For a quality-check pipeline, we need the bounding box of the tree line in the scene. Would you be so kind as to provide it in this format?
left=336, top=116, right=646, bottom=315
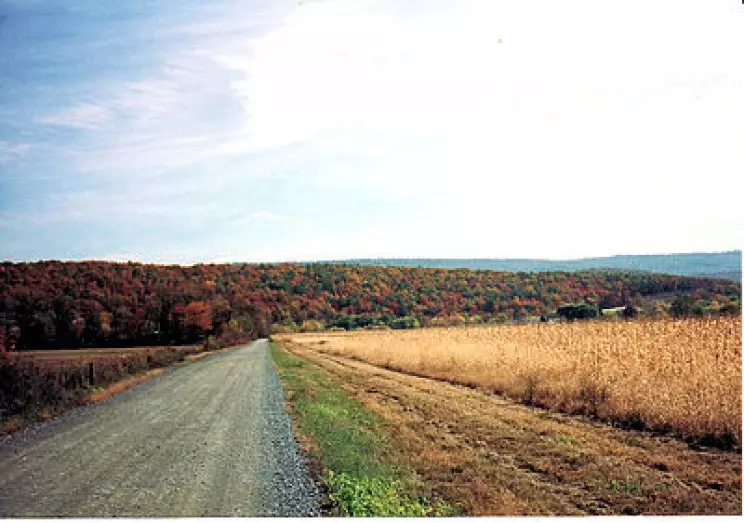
left=0, top=261, right=740, bottom=350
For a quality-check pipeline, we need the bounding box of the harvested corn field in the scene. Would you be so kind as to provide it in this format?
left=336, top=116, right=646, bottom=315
left=278, top=317, right=742, bottom=448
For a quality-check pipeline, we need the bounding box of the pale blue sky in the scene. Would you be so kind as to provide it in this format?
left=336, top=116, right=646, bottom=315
left=1, top=0, right=742, bottom=263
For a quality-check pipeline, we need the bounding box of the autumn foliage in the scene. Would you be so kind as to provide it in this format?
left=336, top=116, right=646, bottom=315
left=0, top=260, right=740, bottom=350
left=184, top=301, right=212, bottom=337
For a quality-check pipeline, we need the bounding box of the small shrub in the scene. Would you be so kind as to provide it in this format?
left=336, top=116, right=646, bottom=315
left=607, top=478, right=644, bottom=495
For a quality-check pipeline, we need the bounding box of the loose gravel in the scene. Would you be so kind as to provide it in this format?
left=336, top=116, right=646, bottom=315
left=0, top=339, right=319, bottom=517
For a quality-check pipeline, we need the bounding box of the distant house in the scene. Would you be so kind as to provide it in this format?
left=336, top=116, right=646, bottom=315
left=601, top=306, right=627, bottom=316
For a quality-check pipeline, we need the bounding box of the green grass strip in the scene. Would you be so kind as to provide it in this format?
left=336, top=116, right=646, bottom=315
left=270, top=341, right=457, bottom=517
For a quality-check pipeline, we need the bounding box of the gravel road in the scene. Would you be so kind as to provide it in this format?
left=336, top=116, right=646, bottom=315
left=0, top=339, right=319, bottom=517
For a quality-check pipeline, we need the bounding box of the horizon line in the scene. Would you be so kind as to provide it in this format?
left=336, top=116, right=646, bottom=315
left=1, top=249, right=740, bottom=267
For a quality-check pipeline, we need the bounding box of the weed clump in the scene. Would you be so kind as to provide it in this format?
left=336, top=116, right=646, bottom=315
left=326, top=472, right=451, bottom=516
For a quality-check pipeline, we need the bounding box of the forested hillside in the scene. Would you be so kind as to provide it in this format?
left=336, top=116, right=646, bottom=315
left=0, top=261, right=740, bottom=350
left=333, top=251, right=742, bottom=281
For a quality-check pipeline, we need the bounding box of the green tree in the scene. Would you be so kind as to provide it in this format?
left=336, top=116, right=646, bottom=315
left=556, top=303, right=599, bottom=321
left=670, top=294, right=695, bottom=317
left=622, top=304, right=639, bottom=319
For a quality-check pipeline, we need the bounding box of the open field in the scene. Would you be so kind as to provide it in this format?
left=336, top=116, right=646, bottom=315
left=7, top=346, right=201, bottom=360
left=276, top=340, right=742, bottom=515
left=277, top=316, right=742, bottom=448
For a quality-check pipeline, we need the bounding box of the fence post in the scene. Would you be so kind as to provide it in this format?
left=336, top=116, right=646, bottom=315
left=88, top=362, right=95, bottom=386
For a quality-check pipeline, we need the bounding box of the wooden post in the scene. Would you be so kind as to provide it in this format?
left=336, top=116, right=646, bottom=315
left=89, top=362, right=95, bottom=386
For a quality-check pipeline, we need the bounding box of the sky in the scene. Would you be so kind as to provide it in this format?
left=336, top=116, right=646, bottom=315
left=0, top=0, right=742, bottom=263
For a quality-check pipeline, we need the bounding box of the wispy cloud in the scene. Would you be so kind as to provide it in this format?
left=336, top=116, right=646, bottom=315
left=42, top=47, right=258, bottom=178
left=0, top=141, right=31, bottom=165
left=1, top=0, right=742, bottom=262
left=38, top=103, right=114, bottom=130
left=1, top=186, right=294, bottom=231
left=247, top=211, right=286, bottom=222
left=19, top=3, right=272, bottom=178
left=4, top=191, right=186, bottom=225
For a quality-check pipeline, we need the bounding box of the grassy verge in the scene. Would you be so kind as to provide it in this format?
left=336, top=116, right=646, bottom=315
left=270, top=341, right=458, bottom=517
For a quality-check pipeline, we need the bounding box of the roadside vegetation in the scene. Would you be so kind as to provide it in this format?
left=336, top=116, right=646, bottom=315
left=280, top=316, right=742, bottom=449
left=270, top=341, right=458, bottom=516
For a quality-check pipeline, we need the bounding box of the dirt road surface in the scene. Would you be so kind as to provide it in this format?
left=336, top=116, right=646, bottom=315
left=0, top=340, right=318, bottom=517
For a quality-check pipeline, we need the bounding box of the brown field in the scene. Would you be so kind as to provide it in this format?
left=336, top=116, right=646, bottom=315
left=9, top=345, right=201, bottom=360
left=1, top=345, right=204, bottom=429
left=278, top=316, right=742, bottom=447
left=6, top=346, right=203, bottom=380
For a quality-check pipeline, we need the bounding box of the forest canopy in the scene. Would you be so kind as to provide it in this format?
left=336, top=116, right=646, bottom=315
left=0, top=261, right=740, bottom=350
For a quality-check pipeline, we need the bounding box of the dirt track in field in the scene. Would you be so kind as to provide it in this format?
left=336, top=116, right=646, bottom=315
left=0, top=340, right=318, bottom=517
left=283, top=341, right=742, bottom=516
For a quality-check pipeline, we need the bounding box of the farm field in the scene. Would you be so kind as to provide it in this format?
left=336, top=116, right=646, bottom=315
left=7, top=345, right=201, bottom=360
left=1, top=345, right=205, bottom=429
left=276, top=334, right=742, bottom=515
left=278, top=317, right=742, bottom=447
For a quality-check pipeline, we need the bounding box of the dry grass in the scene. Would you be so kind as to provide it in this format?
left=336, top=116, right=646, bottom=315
left=85, top=368, right=165, bottom=403
left=8, top=345, right=200, bottom=361
left=279, top=317, right=742, bottom=447
left=281, top=342, right=742, bottom=515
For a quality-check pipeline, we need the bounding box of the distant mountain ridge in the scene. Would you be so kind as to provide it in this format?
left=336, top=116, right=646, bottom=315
left=323, top=251, right=742, bottom=282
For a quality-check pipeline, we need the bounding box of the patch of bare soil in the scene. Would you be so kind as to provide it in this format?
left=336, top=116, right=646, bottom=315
left=283, top=342, right=741, bottom=516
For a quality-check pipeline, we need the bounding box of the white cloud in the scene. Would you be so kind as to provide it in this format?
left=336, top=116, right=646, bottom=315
left=31, top=11, right=268, bottom=177
left=7, top=0, right=742, bottom=260
left=245, top=0, right=743, bottom=230
left=248, top=211, right=286, bottom=222
left=0, top=141, right=31, bottom=165
left=38, top=103, right=114, bottom=130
